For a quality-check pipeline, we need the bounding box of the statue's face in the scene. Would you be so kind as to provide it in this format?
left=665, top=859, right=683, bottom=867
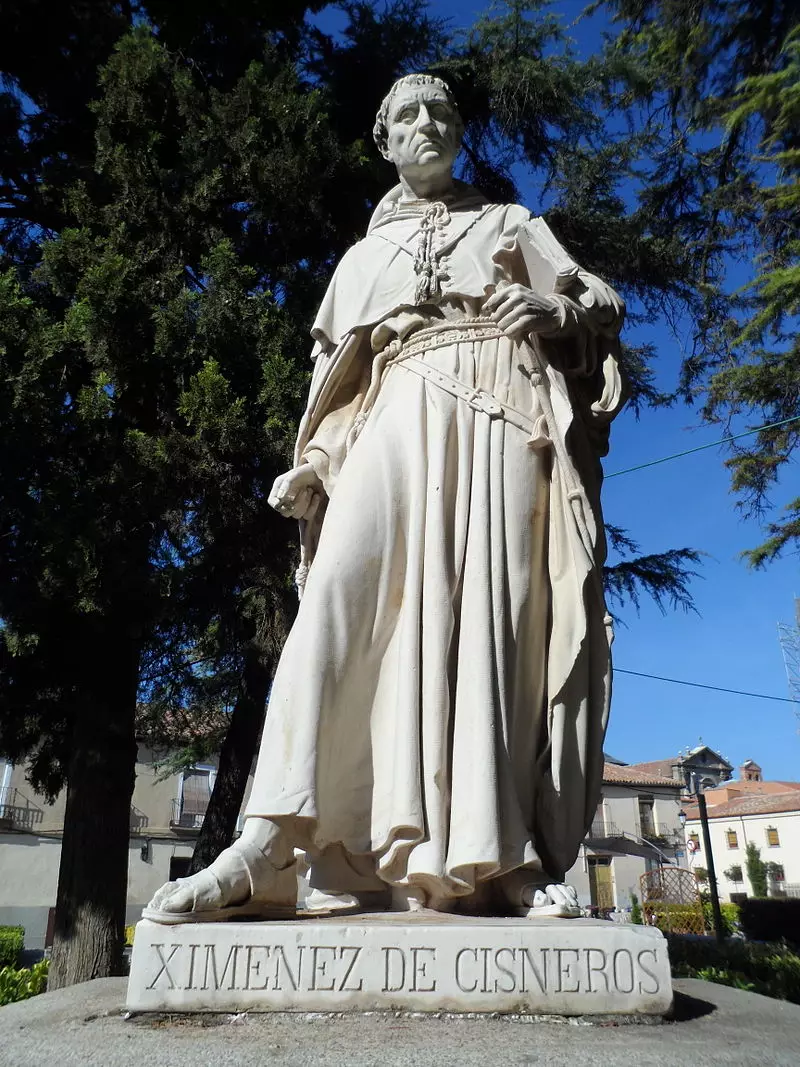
left=381, top=85, right=460, bottom=180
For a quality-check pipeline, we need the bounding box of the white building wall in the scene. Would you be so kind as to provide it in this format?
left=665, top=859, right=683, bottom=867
left=565, top=783, right=684, bottom=911
left=684, top=808, right=800, bottom=901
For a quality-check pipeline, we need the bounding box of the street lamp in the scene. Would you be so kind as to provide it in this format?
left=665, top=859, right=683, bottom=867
left=681, top=787, right=724, bottom=944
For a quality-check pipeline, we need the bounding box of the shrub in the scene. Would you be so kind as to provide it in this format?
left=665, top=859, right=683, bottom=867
left=667, top=934, right=800, bottom=1004
left=629, top=892, right=643, bottom=925
left=701, top=900, right=740, bottom=938
left=721, top=902, right=740, bottom=934
left=693, top=966, right=756, bottom=992
left=0, top=961, right=48, bottom=1006
left=0, top=926, right=24, bottom=968
left=739, top=898, right=800, bottom=947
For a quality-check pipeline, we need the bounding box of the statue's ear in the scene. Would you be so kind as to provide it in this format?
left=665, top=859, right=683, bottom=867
left=378, top=142, right=394, bottom=163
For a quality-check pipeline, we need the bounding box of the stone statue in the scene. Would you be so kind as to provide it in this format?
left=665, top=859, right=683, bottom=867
left=145, top=73, right=625, bottom=926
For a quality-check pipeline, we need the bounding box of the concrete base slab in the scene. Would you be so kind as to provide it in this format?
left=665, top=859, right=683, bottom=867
left=126, top=913, right=671, bottom=1016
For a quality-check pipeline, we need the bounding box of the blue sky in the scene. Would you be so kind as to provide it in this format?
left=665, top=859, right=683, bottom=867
left=316, top=0, right=800, bottom=777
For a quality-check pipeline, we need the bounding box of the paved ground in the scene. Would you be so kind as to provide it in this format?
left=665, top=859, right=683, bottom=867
left=1, top=977, right=799, bottom=1067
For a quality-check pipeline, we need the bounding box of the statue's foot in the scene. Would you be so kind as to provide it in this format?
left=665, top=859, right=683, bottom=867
left=390, top=885, right=456, bottom=914
left=501, top=869, right=581, bottom=919
left=520, top=883, right=581, bottom=919
left=142, top=841, right=297, bottom=925
left=302, top=887, right=361, bottom=916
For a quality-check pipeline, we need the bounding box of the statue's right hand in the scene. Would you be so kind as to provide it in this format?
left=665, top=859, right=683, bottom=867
left=269, top=463, right=323, bottom=521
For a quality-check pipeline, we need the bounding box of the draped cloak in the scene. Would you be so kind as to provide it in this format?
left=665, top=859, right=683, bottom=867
left=245, top=183, right=626, bottom=900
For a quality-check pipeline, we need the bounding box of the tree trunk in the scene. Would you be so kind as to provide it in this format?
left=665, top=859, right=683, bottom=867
left=48, top=630, right=140, bottom=990
left=189, top=642, right=271, bottom=873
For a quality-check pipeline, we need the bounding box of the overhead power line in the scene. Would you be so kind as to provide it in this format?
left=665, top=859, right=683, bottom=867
left=605, top=413, right=800, bottom=479
left=614, top=667, right=796, bottom=704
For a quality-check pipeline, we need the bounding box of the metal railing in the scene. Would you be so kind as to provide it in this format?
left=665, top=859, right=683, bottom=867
left=0, top=786, right=43, bottom=830
left=587, top=819, right=623, bottom=839
left=129, top=805, right=149, bottom=832
left=170, top=799, right=206, bottom=829
left=640, top=824, right=681, bottom=843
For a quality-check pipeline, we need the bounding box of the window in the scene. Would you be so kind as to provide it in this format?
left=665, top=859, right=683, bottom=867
left=725, top=829, right=739, bottom=849
left=172, top=765, right=215, bottom=828
left=638, top=795, right=655, bottom=837
left=169, top=856, right=191, bottom=880
left=770, top=864, right=785, bottom=882
left=766, top=826, right=780, bottom=848
left=688, top=831, right=701, bottom=850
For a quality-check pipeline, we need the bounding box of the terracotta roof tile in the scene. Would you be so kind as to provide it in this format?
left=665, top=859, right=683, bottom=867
left=682, top=792, right=800, bottom=820
left=602, top=763, right=682, bottom=788
left=624, top=759, right=679, bottom=779
left=705, top=779, right=800, bottom=797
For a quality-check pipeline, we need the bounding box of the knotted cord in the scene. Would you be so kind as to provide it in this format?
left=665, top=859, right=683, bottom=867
left=413, top=201, right=451, bottom=303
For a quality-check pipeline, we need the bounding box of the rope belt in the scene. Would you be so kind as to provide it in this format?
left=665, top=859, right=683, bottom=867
left=346, top=319, right=551, bottom=452
left=398, top=318, right=504, bottom=359
left=396, top=354, right=550, bottom=449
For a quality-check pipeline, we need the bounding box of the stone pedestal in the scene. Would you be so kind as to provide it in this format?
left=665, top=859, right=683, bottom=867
left=126, top=913, right=672, bottom=1017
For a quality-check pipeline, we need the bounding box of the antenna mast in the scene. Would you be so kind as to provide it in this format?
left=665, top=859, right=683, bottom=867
left=778, top=597, right=800, bottom=728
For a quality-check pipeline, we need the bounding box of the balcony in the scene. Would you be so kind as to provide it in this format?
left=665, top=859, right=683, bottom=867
left=130, top=805, right=149, bottom=833
left=639, top=824, right=681, bottom=844
left=587, top=819, right=623, bottom=839
left=0, top=787, right=44, bottom=831
left=170, top=799, right=206, bottom=830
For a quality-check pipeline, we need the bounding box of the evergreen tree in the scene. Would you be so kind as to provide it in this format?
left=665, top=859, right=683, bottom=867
left=602, top=0, right=799, bottom=561
left=745, top=841, right=769, bottom=898
left=710, top=26, right=800, bottom=566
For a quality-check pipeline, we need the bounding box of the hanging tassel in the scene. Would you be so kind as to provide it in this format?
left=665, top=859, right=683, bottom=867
left=413, top=201, right=450, bottom=303
left=527, top=413, right=551, bottom=451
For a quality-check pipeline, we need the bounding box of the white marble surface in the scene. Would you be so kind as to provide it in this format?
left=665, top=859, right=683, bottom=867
left=146, top=74, right=627, bottom=927
left=127, top=914, right=672, bottom=1016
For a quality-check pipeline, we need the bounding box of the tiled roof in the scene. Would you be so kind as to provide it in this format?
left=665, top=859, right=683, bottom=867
left=705, top=779, right=800, bottom=797
left=682, top=792, right=800, bottom=820
left=623, top=759, right=678, bottom=779
left=602, top=763, right=682, bottom=788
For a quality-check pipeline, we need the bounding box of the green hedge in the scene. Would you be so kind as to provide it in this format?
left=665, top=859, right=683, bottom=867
left=738, top=898, right=800, bottom=947
left=667, top=934, right=800, bottom=1004
left=0, top=926, right=24, bottom=968
left=0, top=961, right=48, bottom=1006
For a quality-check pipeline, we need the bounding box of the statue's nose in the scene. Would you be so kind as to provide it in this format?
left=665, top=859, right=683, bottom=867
left=417, top=104, right=436, bottom=131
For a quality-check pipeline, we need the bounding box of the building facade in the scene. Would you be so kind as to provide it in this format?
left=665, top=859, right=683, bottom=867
left=625, top=744, right=734, bottom=794
left=681, top=761, right=800, bottom=901
left=0, top=748, right=234, bottom=949
left=1, top=751, right=686, bottom=947
left=566, top=763, right=684, bottom=911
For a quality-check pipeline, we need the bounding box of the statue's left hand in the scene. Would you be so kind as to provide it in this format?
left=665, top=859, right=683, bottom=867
left=484, top=283, right=560, bottom=340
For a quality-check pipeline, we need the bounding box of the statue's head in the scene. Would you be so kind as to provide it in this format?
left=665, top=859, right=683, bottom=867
left=373, top=74, right=463, bottom=185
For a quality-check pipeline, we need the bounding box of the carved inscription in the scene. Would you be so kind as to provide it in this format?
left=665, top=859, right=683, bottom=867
left=146, top=941, right=662, bottom=998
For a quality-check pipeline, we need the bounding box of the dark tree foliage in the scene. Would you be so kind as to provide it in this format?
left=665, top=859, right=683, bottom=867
left=600, top=0, right=800, bottom=563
